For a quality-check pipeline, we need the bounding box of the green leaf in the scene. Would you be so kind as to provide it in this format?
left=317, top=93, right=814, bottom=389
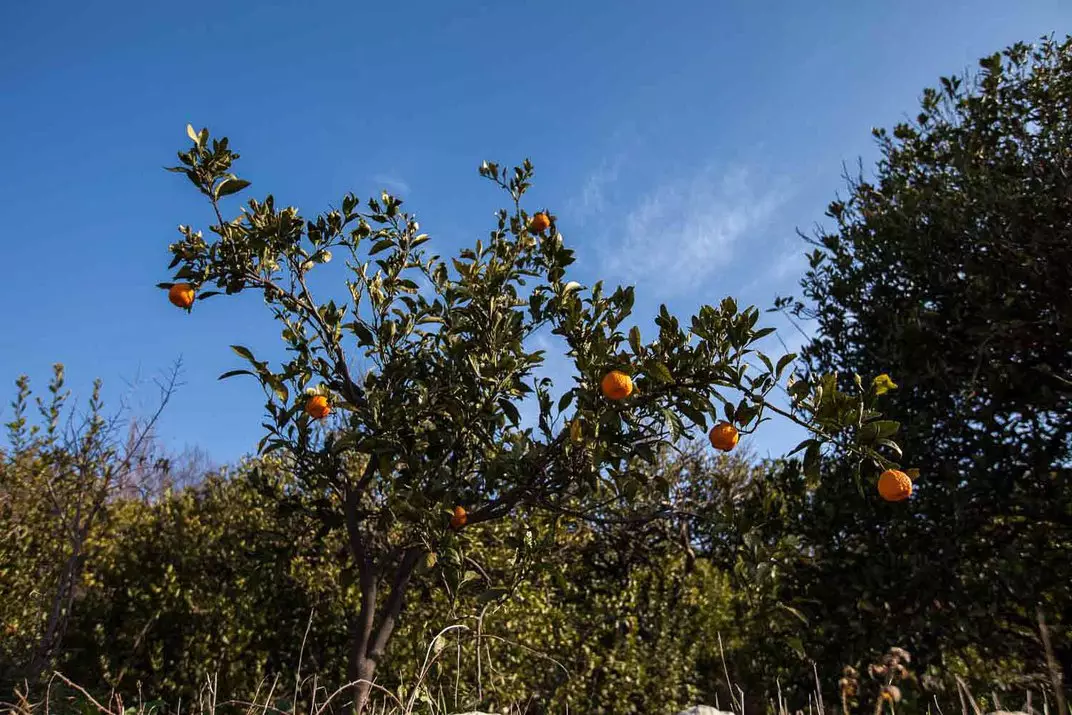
left=779, top=603, right=810, bottom=625
left=678, top=403, right=708, bottom=430
left=645, top=360, right=674, bottom=384
left=351, top=322, right=376, bottom=346
left=231, top=345, right=257, bottom=363
left=803, top=441, right=821, bottom=481
left=186, top=124, right=198, bottom=143
left=499, top=398, right=521, bottom=426
left=753, top=326, right=776, bottom=340
left=330, top=432, right=363, bottom=454
left=856, top=422, right=881, bottom=444
left=215, top=178, right=251, bottom=198
left=370, top=239, right=394, bottom=255
left=787, top=438, right=813, bottom=457
left=776, top=353, right=797, bottom=377
left=736, top=402, right=760, bottom=427
left=477, top=588, right=509, bottom=605
left=662, top=407, right=683, bottom=440
left=628, top=326, right=642, bottom=356
left=266, top=377, right=289, bottom=403
left=876, top=438, right=903, bottom=458
left=872, top=420, right=900, bottom=439
left=218, top=369, right=255, bottom=380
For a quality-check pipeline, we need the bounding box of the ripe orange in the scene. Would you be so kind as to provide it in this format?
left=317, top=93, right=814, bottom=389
left=528, top=212, right=551, bottom=233
left=708, top=422, right=739, bottom=452
left=305, top=395, right=331, bottom=420
left=450, top=505, right=468, bottom=530
left=878, top=469, right=913, bottom=502
left=600, top=370, right=633, bottom=400
left=168, top=283, right=195, bottom=309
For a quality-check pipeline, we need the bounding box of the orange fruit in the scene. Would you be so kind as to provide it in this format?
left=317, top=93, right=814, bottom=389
left=528, top=212, right=551, bottom=233
left=305, top=395, right=331, bottom=420
left=878, top=469, right=913, bottom=502
left=600, top=370, right=633, bottom=400
left=168, top=283, right=195, bottom=309
left=708, top=422, right=739, bottom=452
left=450, top=505, right=468, bottom=530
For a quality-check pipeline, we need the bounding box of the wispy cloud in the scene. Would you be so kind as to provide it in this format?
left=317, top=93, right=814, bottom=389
left=601, top=165, right=787, bottom=294
left=569, top=155, right=624, bottom=220
left=373, top=174, right=411, bottom=196
left=739, top=239, right=808, bottom=297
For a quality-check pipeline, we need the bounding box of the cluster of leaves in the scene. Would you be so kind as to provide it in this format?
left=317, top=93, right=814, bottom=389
left=62, top=460, right=352, bottom=701
left=2, top=437, right=771, bottom=712
left=1, top=365, right=176, bottom=686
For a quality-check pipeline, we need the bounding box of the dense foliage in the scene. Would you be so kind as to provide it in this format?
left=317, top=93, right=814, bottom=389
left=3, top=439, right=763, bottom=712
left=778, top=34, right=1072, bottom=694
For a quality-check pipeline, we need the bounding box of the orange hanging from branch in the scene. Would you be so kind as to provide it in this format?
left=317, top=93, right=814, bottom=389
left=305, top=395, right=331, bottom=420
left=878, top=469, right=913, bottom=502
left=601, top=371, right=633, bottom=400
left=708, top=422, right=740, bottom=452
left=168, top=284, right=195, bottom=309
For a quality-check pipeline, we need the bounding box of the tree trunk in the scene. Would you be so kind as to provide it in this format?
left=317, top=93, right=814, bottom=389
left=348, top=548, right=422, bottom=715
left=350, top=658, right=377, bottom=715
left=348, top=568, right=378, bottom=715
left=343, top=476, right=422, bottom=714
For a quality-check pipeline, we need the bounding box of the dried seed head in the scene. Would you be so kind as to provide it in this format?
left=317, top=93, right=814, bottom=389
left=881, top=685, right=902, bottom=703
left=889, top=647, right=911, bottom=663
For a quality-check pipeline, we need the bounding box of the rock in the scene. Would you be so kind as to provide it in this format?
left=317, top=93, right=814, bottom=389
left=676, top=707, right=735, bottom=715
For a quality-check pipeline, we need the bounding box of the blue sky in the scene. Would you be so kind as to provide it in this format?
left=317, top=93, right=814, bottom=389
left=2, top=0, right=1069, bottom=466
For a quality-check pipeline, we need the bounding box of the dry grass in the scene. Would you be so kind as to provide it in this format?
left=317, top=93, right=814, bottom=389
left=2, top=626, right=1067, bottom=715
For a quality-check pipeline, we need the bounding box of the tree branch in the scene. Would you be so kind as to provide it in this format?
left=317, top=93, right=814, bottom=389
left=367, top=547, right=423, bottom=661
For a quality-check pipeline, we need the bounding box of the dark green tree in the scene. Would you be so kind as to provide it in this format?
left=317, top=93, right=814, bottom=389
left=783, top=35, right=1072, bottom=694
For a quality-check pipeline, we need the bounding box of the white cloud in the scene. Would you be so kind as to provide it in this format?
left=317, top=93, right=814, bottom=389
left=373, top=174, right=411, bottom=195
left=569, top=155, right=624, bottom=219
left=601, top=165, right=786, bottom=295
left=739, top=239, right=808, bottom=296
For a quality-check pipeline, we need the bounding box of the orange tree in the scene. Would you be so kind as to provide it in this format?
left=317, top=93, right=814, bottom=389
left=159, top=126, right=903, bottom=712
